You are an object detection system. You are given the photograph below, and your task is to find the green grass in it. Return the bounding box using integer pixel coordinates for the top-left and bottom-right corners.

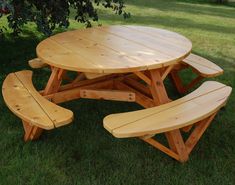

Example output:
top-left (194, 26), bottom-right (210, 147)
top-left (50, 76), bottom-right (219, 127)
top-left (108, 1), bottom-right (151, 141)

top-left (0, 0), bottom-right (235, 184)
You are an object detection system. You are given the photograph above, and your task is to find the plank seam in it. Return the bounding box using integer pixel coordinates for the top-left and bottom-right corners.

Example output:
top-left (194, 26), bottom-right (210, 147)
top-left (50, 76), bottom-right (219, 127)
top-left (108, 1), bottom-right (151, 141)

top-left (14, 72), bottom-right (56, 128)
top-left (110, 84), bottom-right (227, 132)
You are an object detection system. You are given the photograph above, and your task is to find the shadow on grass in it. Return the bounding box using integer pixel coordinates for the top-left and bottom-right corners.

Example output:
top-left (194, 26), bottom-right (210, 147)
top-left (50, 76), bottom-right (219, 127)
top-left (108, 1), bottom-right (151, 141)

top-left (126, 0), bottom-right (235, 19)
top-left (100, 10), bottom-right (235, 35)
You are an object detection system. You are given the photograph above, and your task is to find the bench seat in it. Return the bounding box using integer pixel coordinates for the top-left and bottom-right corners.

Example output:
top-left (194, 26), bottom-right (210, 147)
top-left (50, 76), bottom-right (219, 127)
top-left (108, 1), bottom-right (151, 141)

top-left (2, 70), bottom-right (73, 140)
top-left (28, 58), bottom-right (48, 69)
top-left (170, 53), bottom-right (223, 94)
top-left (182, 53), bottom-right (223, 78)
top-left (103, 81), bottom-right (231, 162)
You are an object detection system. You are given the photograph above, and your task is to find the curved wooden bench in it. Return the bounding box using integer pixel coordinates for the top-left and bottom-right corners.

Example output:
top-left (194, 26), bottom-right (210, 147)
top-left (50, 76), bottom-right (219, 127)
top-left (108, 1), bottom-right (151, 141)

top-left (182, 54), bottom-right (223, 78)
top-left (2, 70), bottom-right (74, 141)
top-left (171, 53), bottom-right (223, 94)
top-left (28, 58), bottom-right (48, 69)
top-left (103, 81), bottom-right (232, 162)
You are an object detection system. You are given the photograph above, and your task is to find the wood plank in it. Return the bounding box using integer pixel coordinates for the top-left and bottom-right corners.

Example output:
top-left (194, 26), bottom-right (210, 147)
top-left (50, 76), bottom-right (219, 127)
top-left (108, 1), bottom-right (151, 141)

top-left (124, 25), bottom-right (192, 47)
top-left (185, 113), bottom-right (217, 154)
top-left (45, 79), bottom-right (114, 104)
top-left (2, 71), bottom-right (74, 129)
top-left (67, 28), bottom-right (174, 69)
top-left (134, 71), bottom-right (152, 85)
top-left (161, 65), bottom-right (174, 81)
top-left (148, 69), bottom-right (170, 105)
top-left (36, 26), bottom-right (192, 73)
top-left (16, 70), bottom-right (74, 128)
top-left (114, 80), bottom-right (155, 108)
top-left (141, 137), bottom-right (180, 161)
top-left (43, 67), bottom-right (63, 95)
top-left (166, 129), bottom-right (189, 162)
top-left (99, 26), bottom-right (191, 57)
top-left (2, 72), bottom-right (55, 129)
top-left (84, 72), bottom-right (109, 79)
top-left (182, 54), bottom-right (223, 77)
top-left (103, 81), bottom-right (231, 138)
top-left (50, 35), bottom-right (149, 73)
top-left (124, 77), bottom-right (152, 97)
top-left (28, 58), bottom-right (48, 69)
top-left (80, 89), bottom-right (135, 102)
top-left (37, 39), bottom-right (104, 73)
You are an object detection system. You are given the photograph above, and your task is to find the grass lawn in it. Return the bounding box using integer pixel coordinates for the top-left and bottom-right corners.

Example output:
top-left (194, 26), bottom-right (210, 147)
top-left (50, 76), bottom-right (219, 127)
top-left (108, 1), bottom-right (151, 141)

top-left (0, 0), bottom-right (235, 184)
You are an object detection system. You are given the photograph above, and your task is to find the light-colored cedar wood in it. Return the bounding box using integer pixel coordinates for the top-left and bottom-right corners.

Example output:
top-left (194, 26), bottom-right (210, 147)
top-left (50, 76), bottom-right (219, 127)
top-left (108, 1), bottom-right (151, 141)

top-left (80, 89), bottom-right (135, 102)
top-left (114, 80), bottom-right (155, 108)
top-left (170, 54), bottom-right (223, 94)
top-left (28, 58), bottom-right (48, 69)
top-left (170, 70), bottom-right (186, 94)
top-left (182, 53), bottom-right (223, 78)
top-left (141, 137), bottom-right (180, 161)
top-left (2, 70), bottom-right (74, 130)
top-left (103, 81), bottom-right (232, 138)
top-left (124, 77), bottom-right (152, 97)
top-left (161, 65), bottom-right (174, 81)
top-left (71, 73), bottom-right (86, 85)
top-left (183, 76), bottom-right (204, 93)
top-left (100, 26), bottom-right (191, 57)
top-left (37, 39), bottom-right (104, 73)
top-left (104, 81), bottom-right (225, 132)
top-left (124, 25), bottom-right (192, 47)
top-left (70, 27), bottom-right (180, 61)
top-left (103, 81), bottom-right (232, 162)
top-left (166, 129), bottom-right (189, 162)
top-left (84, 72), bottom-right (109, 79)
top-left (45, 79), bottom-right (114, 104)
top-left (22, 121), bottom-right (43, 141)
top-left (36, 25), bottom-right (192, 73)
top-left (58, 74), bottom-right (118, 92)
top-left (185, 112), bottom-right (217, 154)
top-left (165, 132), bottom-right (178, 153)
top-left (134, 71), bottom-right (152, 85)
top-left (148, 69), bottom-right (170, 105)
top-left (43, 67), bottom-right (64, 95)
top-left (181, 125), bottom-right (193, 132)
top-left (39, 73), bottom-right (117, 95)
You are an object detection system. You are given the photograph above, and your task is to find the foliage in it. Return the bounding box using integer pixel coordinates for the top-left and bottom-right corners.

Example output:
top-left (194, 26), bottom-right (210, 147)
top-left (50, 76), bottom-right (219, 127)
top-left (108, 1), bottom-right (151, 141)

top-left (0, 0), bottom-right (130, 35)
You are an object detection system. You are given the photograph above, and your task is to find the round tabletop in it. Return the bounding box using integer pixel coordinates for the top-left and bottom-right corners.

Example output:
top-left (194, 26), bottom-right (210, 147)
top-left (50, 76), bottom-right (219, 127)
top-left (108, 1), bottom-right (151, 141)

top-left (36, 25), bottom-right (192, 73)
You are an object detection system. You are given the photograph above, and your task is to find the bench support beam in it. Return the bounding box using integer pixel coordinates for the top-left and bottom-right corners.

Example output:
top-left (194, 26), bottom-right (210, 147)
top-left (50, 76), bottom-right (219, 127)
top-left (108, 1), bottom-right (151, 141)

top-left (23, 121), bottom-right (43, 141)
top-left (141, 137), bottom-right (180, 161)
top-left (140, 113), bottom-right (218, 162)
top-left (185, 112), bottom-right (216, 154)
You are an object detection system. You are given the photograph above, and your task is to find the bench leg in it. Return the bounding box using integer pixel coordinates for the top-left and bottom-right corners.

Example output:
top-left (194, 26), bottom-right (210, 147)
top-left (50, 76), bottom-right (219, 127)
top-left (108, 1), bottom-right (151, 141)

top-left (22, 121), bottom-right (43, 141)
top-left (165, 129), bottom-right (189, 162)
top-left (170, 70), bottom-right (204, 95)
top-left (185, 112), bottom-right (217, 154)
top-left (141, 113), bottom-right (218, 162)
top-left (169, 70), bottom-right (186, 94)
top-left (141, 130), bottom-right (189, 163)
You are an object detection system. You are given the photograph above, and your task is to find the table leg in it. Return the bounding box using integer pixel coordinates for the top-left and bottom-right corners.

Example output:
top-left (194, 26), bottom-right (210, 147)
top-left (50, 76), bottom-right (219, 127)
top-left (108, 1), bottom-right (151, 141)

top-left (24, 67), bottom-right (65, 141)
top-left (43, 67), bottom-right (65, 95)
top-left (147, 68), bottom-right (189, 161)
top-left (148, 69), bottom-right (170, 105)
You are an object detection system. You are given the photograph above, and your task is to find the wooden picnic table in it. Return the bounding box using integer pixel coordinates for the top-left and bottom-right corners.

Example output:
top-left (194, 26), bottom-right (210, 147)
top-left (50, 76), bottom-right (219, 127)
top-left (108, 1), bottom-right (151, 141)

top-left (3, 25), bottom-right (231, 162)
top-left (36, 25), bottom-right (192, 108)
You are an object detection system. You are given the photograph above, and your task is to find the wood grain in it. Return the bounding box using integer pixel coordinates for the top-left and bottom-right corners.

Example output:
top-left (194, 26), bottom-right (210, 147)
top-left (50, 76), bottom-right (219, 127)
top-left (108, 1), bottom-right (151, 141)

top-left (103, 81), bottom-right (232, 138)
top-left (36, 25), bottom-right (192, 73)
